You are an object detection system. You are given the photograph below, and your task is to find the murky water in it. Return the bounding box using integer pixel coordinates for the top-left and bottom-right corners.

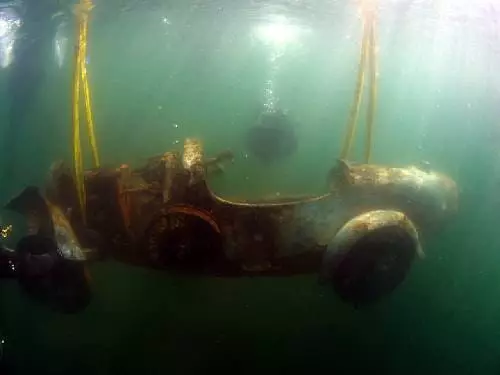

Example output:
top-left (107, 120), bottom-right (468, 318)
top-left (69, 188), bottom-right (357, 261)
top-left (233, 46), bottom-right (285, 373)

top-left (1, 0), bottom-right (500, 374)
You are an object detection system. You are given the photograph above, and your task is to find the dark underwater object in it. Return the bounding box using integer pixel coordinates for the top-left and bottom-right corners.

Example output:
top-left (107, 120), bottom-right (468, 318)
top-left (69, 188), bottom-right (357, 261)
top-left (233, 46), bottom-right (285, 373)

top-left (245, 109), bottom-right (298, 163)
top-left (2, 184), bottom-right (93, 313)
top-left (323, 223), bottom-right (417, 307)
top-left (14, 234), bottom-right (91, 313)
top-left (1, 183), bottom-right (97, 312)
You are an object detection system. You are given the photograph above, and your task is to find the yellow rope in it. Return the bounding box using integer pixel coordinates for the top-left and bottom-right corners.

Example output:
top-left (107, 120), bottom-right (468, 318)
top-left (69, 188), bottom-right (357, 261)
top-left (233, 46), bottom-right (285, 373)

top-left (72, 0), bottom-right (98, 223)
top-left (340, 20), bottom-right (370, 160)
top-left (80, 10), bottom-right (100, 167)
top-left (364, 16), bottom-right (378, 164)
top-left (73, 18), bottom-right (85, 222)
top-left (340, 2), bottom-right (379, 164)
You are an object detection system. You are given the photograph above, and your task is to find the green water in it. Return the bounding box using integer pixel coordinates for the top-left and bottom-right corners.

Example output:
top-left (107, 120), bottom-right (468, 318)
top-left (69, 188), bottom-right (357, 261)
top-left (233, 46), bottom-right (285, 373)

top-left (1, 0), bottom-right (500, 373)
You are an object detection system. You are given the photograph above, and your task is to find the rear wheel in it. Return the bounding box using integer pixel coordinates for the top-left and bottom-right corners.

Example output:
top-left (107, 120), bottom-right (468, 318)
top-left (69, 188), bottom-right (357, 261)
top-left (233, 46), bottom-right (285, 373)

top-left (143, 206), bottom-right (223, 272)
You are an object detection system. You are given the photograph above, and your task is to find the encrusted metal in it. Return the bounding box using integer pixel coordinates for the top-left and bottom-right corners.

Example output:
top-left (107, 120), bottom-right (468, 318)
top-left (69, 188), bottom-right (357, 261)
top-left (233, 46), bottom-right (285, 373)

top-left (5, 138), bottom-right (458, 279)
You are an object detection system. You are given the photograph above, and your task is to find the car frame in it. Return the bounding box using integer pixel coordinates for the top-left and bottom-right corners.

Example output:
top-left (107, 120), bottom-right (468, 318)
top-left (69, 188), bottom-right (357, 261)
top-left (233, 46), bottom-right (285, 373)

top-left (1, 137), bottom-right (458, 308)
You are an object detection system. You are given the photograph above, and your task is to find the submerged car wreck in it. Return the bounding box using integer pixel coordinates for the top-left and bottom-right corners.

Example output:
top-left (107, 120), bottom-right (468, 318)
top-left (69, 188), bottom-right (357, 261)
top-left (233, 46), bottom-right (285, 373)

top-left (0, 137), bottom-right (458, 311)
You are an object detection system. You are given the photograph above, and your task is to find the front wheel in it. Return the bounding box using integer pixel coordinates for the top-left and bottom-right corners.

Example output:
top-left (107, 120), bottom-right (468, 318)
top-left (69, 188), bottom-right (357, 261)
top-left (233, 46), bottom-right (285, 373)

top-left (319, 210), bottom-right (422, 306)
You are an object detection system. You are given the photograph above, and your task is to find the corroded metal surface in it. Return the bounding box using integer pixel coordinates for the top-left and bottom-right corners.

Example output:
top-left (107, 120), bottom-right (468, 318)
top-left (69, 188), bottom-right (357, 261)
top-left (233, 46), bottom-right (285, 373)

top-left (182, 138), bottom-right (205, 186)
top-left (4, 187), bottom-right (89, 261)
top-left (46, 200), bottom-right (87, 261)
top-left (4, 137), bottom-right (459, 277)
top-left (327, 160), bottom-right (458, 231)
top-left (162, 151), bottom-right (182, 203)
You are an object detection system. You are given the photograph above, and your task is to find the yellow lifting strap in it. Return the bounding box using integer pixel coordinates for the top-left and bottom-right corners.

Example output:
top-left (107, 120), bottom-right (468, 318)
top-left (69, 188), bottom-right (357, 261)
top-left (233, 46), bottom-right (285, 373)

top-left (72, 0), bottom-right (99, 223)
top-left (340, 3), bottom-right (379, 164)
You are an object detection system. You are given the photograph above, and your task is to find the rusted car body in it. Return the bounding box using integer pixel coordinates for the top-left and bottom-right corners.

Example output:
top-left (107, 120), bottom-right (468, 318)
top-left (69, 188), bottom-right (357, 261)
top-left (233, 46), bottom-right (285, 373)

top-left (2, 137), bottom-right (458, 307)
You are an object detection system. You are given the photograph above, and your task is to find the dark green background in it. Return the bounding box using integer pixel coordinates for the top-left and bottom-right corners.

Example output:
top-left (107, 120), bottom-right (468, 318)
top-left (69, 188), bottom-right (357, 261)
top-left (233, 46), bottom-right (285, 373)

top-left (2, 0), bottom-right (500, 373)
